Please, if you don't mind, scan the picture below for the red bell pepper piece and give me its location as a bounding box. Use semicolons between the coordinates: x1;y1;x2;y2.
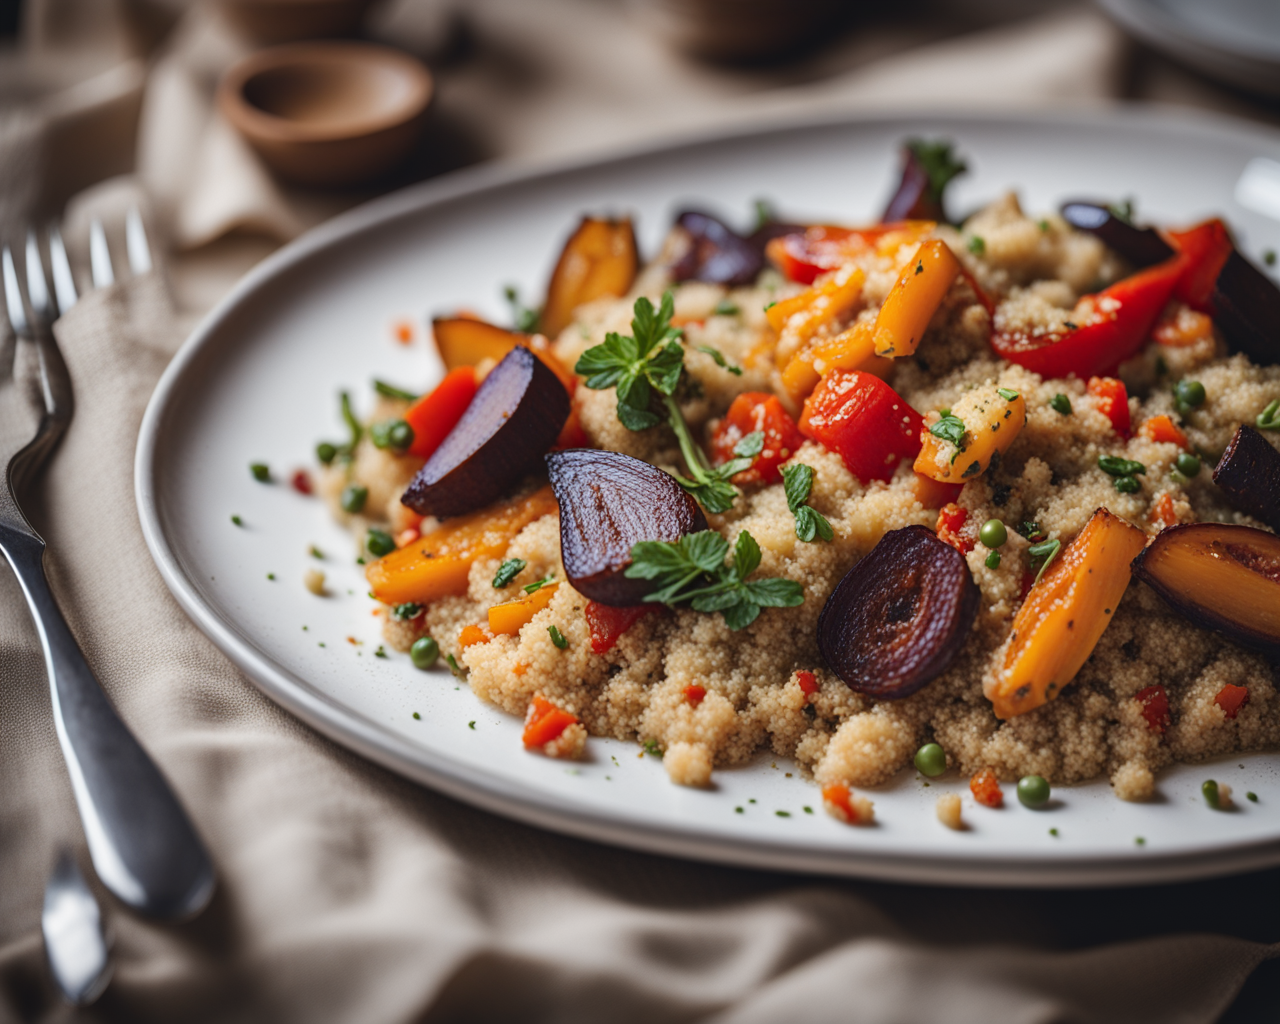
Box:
522;694;578;748
796;670;819;697
710;392;805;485
766;223;924;285
798;369;923;483
936;503;973;553
1087;376;1131;438
584;601;653;655
991;254;1185;379
404;366;477;460
1166;219;1233;312
1214;683;1250;721
1135;685;1170;734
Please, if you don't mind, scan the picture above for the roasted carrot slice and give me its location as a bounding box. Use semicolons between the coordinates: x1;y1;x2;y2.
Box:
540;217;639;338
872;239;962;358
488;583;560;636
431;319;577;394
366;486;557;605
986;507;1146;719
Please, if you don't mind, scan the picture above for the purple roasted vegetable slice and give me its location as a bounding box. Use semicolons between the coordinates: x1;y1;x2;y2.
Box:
818;526;979;699
1213;425;1280;533
669;210;764;288
402;346;568;517
1212;251;1280;366
547;448;708;606
1059;201;1175;267
881;139;967;224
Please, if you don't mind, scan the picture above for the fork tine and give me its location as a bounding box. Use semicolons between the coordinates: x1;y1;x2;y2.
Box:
48;226;77;316
25;232;51;321
125;208;152;276
89;219;114;289
3;246;28;335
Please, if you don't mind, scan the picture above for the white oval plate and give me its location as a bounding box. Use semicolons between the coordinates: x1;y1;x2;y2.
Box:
138;109;1280;887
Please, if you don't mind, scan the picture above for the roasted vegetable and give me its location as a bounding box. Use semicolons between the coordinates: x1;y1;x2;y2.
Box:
367;486;558;604
765;221;935;285
584;601;653;654
540;216;639;338
1213;425;1280;533
709;392;804;485
799;369;923;483
489;582;560;636
432;318;577;394
871;239;963;359
914;384;1026;484
881;139;967;224
1131;522;1280;659
403;366;476;461
817;525;978;699
546;449;708;606
1087;376;1130;438
1212;250;1280;367
986;508;1146;719
1059;201;1175;267
669;210;763;287
402;346;569;517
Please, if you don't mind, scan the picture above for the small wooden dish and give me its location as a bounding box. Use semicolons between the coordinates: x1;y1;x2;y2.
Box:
218;42;432;187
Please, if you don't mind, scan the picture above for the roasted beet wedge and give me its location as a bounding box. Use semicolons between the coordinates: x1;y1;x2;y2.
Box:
881;139;967;223
1212;251;1280;366
1131;522;1280;659
669;211;763;288
818;526;979;699
1059;201;1175;267
402;346;569;517
1214;425;1280;533
547;449;708;606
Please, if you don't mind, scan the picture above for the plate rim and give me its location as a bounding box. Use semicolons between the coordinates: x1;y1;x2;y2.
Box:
136;104;1280;888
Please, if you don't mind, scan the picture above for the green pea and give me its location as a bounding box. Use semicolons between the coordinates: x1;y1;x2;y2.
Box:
250;462;270;482
340;484;368;513
979;518;1007;548
1114;475;1141;494
316;442;337;464
366;528;395;557
1202;779;1220;809
1174;452;1201;477
1017;774;1051;808
410;636;439;670
914;742;947;777
388;420;414;451
1175;379;1206;409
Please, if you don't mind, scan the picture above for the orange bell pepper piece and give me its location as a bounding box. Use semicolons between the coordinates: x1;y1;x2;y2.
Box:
488;583;560;636
986;507;1146;719
522;694;579;748
1140;414;1189;448
366;486;557;605
872;239;963;358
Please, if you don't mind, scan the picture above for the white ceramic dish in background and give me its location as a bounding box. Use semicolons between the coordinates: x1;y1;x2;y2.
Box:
137;109;1280;888
1099;0;1280;99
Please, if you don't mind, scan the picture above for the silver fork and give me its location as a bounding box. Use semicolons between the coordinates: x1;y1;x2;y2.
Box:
1;222;215;921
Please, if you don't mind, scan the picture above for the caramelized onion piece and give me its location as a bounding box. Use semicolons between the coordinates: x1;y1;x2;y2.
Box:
1213;425;1280;533
1131;522;1280;659
1213;251;1280;366
818;526;979;699
402;346;568;517
1059;201;1175;267
540;217;639;339
546;449;708;606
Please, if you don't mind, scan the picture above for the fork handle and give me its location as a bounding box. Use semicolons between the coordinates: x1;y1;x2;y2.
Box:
0;528;215;919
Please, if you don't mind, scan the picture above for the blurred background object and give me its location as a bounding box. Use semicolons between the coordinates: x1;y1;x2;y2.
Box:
218;41;431;186
219;0;377;44
631;0;844;62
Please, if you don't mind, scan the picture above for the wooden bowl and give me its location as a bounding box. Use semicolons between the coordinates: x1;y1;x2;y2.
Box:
218;42;432;187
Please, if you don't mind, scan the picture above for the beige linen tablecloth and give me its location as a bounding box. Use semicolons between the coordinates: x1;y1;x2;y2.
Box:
2;2;1279;1020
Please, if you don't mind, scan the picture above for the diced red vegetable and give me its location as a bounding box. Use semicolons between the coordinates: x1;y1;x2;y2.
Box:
584;601;653;655
799;369;923;483
709;392;805;485
1141;415;1189;448
992;255;1184;379
290;469;312;495
970;767;1003;808
935;502;973;554
1214;683;1250;721
796;670;819;697
1150;494;1177;530
683;684;706;706
404;366;477;461
1087;376;1131;438
765;222;933;284
522;693;579;748
1166;219;1234;312
1135;685;1170;734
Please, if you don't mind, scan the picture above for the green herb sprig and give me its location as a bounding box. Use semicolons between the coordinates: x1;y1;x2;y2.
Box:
929;411;967;448
781;464;833;543
1028;538;1062;584
503;285;540;333
625;530;803;631
373;380;420;402
492;558;527;588
523;573;556;594
697;344;743;375
575;294;756;512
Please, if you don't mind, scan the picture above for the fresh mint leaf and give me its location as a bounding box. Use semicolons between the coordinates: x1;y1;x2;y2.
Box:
734;431;764;459
734;530;762;579
997;387;1020;402
683;478;739;515
781;463;833;543
743;577;805;607
929;412;967;448
617;403;663;431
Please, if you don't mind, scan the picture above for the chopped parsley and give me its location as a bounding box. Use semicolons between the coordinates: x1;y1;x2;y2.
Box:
1264;250;1277;267
576;294;754;512
548;624;568;649
524;573;556;594
697;344;743;375
1038;219;1050;232
391;602;423;621
266;573;276;581
413;711;421;720
1098;455;1147;478
775;810;791;818
374;645;388;659
997;387;1020;402
1028;538;1061;584
1247;791;1258;802
231;515;243;526
250;462;270;482
625;529;804;631
713;299;740;317
373;379;420;402
492;558;527;588
929;411;967;448
1049;393;1072;416
445;654;467;680
781;463;833;543
967;236;986;255
468;721;476;730
309;545;324;559
642;738;663;758
503;284;540;332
